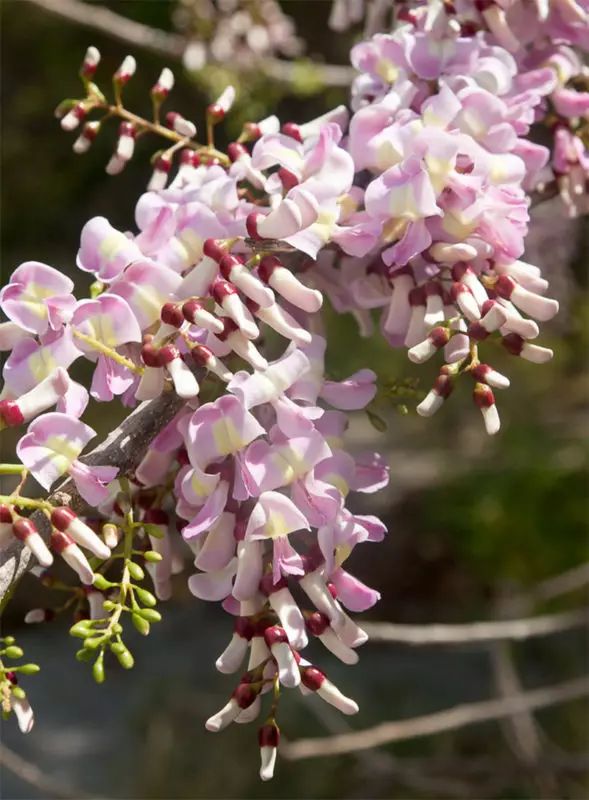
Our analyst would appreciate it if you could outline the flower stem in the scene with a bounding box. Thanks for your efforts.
[0,495,52,511]
[0,465,27,476]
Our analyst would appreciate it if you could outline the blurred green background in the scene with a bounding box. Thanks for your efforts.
[1,1,588,798]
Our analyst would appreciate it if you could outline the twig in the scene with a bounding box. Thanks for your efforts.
[521,562,589,605]
[282,676,589,760]
[23,0,355,87]
[362,608,588,645]
[0,744,97,800]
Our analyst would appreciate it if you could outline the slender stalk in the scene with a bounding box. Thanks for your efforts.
[72,330,143,374]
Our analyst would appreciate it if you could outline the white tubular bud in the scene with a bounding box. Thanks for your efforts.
[471,364,510,389]
[216,633,251,674]
[298,105,350,139]
[408,327,451,364]
[213,86,236,115]
[404,286,428,348]
[211,281,259,340]
[249,300,312,346]
[262,579,308,650]
[12,696,34,733]
[417,373,454,418]
[181,300,224,334]
[482,5,519,51]
[248,635,272,672]
[258,723,280,780]
[423,283,445,327]
[147,155,171,191]
[5,367,69,424]
[226,327,268,371]
[429,242,478,263]
[452,264,489,306]
[190,344,233,382]
[301,667,359,715]
[473,383,500,436]
[153,67,175,94]
[236,694,261,724]
[494,275,558,322]
[264,627,301,688]
[497,298,540,339]
[105,154,126,176]
[102,523,121,550]
[178,256,219,300]
[116,122,136,162]
[158,345,199,399]
[86,589,105,620]
[383,269,413,338]
[73,121,100,154]
[299,569,346,628]
[495,261,548,295]
[51,507,110,560]
[205,698,241,732]
[50,531,94,585]
[115,55,136,82]
[83,46,101,72]
[319,626,359,665]
[502,333,554,363]
[61,102,87,131]
[450,282,481,321]
[332,611,369,648]
[220,255,274,308]
[11,519,53,568]
[24,608,51,624]
[258,256,322,313]
[166,112,196,138]
[479,301,508,334]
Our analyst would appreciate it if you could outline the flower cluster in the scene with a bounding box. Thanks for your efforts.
[0,0,586,780]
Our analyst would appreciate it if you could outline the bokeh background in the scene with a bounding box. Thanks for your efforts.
[1,1,588,798]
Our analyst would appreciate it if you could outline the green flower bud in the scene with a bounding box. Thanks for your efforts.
[76,648,95,662]
[134,588,156,607]
[2,636,15,645]
[11,686,26,700]
[109,641,125,655]
[116,648,134,669]
[143,550,163,563]
[3,646,24,659]
[83,635,104,651]
[112,623,123,635]
[17,664,40,675]
[136,608,161,623]
[93,574,114,591]
[102,600,117,612]
[127,562,145,581]
[70,621,93,639]
[92,655,105,684]
[132,614,150,636]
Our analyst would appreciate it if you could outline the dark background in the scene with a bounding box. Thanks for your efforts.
[1,2,588,798]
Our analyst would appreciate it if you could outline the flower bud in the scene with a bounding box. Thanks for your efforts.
[165,111,196,139]
[301,666,359,714]
[257,256,322,313]
[210,279,259,339]
[408,326,452,364]
[80,46,101,79]
[50,530,94,585]
[113,55,136,85]
[12,519,53,568]
[73,121,100,154]
[501,333,553,363]
[473,382,500,435]
[207,86,236,123]
[417,373,455,417]
[61,102,88,132]
[158,345,200,399]
[258,721,280,781]
[148,154,172,191]
[264,626,300,687]
[51,507,111,559]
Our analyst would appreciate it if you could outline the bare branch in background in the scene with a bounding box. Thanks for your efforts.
[0,744,97,800]
[362,608,588,645]
[24,0,355,87]
[282,676,589,760]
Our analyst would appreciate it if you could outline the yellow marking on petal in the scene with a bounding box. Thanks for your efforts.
[46,435,83,464]
[212,419,246,456]
[178,229,204,263]
[442,212,478,240]
[99,232,132,262]
[382,217,408,243]
[264,512,289,539]
[325,435,345,451]
[338,193,358,217]
[425,154,452,194]
[375,59,398,83]
[334,542,352,569]
[190,471,214,498]
[19,299,48,320]
[307,209,338,245]
[323,473,349,498]
[28,350,57,383]
[27,282,59,301]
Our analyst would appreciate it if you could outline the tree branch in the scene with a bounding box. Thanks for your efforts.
[362,608,588,645]
[0,744,97,800]
[23,0,355,87]
[0,390,186,606]
[282,676,589,760]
